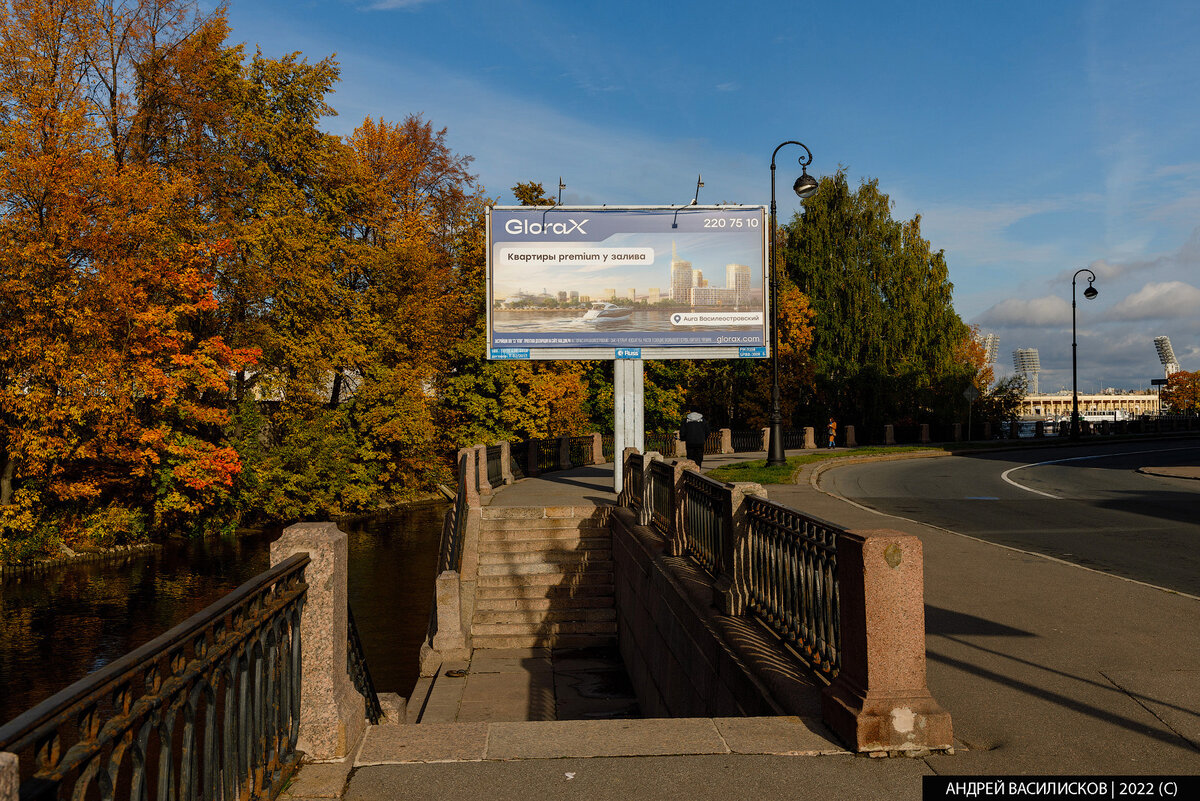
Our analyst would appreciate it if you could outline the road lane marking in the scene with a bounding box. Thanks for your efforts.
[1001,445,1200,499]
[813,464,1200,602]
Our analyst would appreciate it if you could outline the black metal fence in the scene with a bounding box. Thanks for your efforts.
[485,444,504,487]
[346,606,383,725]
[535,438,559,473]
[645,432,677,457]
[648,460,675,534]
[679,470,729,577]
[743,496,840,675]
[782,429,806,450]
[618,451,842,678]
[509,440,528,480]
[0,554,310,800]
[568,435,594,467]
[602,434,615,463]
[730,429,763,452]
[438,453,470,573]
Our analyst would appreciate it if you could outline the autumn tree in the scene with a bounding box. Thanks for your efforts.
[1160,370,1200,414]
[0,0,256,544]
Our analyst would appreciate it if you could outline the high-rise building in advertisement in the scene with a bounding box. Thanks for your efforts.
[726,264,751,306]
[670,241,693,302]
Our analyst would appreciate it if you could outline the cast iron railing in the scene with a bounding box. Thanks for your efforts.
[568,435,593,467]
[438,452,470,573]
[743,496,840,675]
[730,429,763,452]
[485,445,504,487]
[0,554,310,801]
[535,438,559,472]
[679,470,729,577]
[602,434,615,463]
[623,452,646,511]
[509,440,528,480]
[648,460,674,534]
[645,432,677,458]
[704,430,722,455]
[346,606,382,725]
[782,429,805,450]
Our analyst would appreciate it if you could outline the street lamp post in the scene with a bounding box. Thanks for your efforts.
[1070,268,1098,441]
[767,141,819,466]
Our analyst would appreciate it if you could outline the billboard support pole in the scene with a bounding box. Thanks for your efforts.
[613,358,645,493]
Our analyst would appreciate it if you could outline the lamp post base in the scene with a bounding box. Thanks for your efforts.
[767,421,786,465]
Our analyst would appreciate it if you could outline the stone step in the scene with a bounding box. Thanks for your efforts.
[472,608,617,626]
[473,596,613,612]
[477,548,612,566]
[475,582,615,600]
[476,571,614,589]
[480,505,612,523]
[470,633,617,651]
[472,620,617,637]
[480,519,607,537]
[477,559,613,577]
[478,536,611,554]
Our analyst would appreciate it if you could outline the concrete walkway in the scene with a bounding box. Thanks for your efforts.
[290,448,1200,800]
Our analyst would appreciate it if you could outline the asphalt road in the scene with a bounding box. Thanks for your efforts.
[820,437,1200,596]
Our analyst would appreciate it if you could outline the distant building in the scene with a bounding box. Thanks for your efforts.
[580,294,591,303]
[1019,393,1160,419]
[557,291,568,303]
[569,290,579,303]
[626,288,637,300]
[648,288,661,303]
[602,288,617,300]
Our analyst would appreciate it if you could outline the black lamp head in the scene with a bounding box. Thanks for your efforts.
[1083,284,1098,300]
[793,168,819,199]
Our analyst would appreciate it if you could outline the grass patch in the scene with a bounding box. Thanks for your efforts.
[706,446,942,485]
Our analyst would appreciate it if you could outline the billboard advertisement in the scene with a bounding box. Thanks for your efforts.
[486,205,769,360]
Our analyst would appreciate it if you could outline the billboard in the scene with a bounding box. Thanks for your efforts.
[486,205,770,360]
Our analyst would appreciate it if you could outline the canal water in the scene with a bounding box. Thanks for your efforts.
[0,503,444,727]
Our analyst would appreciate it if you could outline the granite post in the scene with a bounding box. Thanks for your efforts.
[270,522,366,761]
[884,424,895,446]
[821,529,953,753]
[845,425,857,448]
[558,436,571,470]
[591,432,604,464]
[1,752,17,801]
[919,424,930,444]
[761,427,771,451]
[803,427,816,449]
[719,428,733,454]
[953,422,962,442]
[499,441,514,484]
[714,482,766,615]
[475,444,492,497]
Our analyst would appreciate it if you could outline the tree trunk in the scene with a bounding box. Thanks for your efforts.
[1,450,16,506]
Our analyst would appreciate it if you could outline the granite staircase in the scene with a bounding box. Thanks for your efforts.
[472,506,616,649]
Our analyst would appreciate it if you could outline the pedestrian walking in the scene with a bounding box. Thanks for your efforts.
[827,417,837,449]
[681,410,711,467]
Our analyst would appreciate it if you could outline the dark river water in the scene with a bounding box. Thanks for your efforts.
[0,503,445,727]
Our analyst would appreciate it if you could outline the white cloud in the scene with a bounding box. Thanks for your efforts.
[1108,281,1200,321]
[975,296,1069,328]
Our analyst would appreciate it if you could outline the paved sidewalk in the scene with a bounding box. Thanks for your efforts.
[292,451,1200,800]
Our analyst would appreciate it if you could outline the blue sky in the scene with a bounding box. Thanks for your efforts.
[219,0,1200,392]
